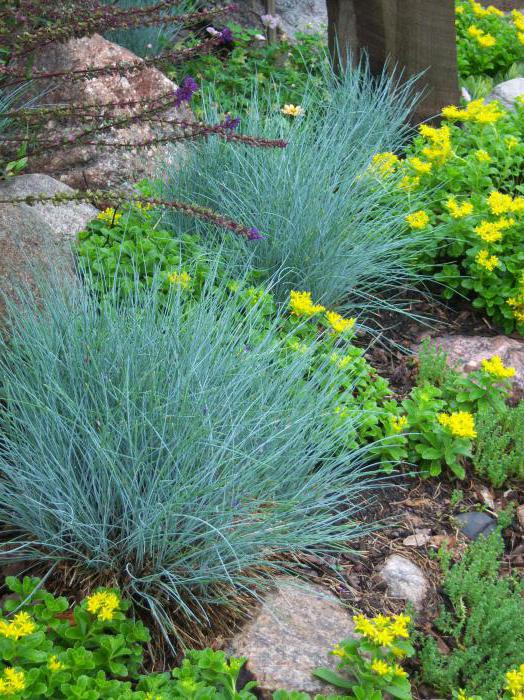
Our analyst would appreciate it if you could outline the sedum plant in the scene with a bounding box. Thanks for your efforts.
[0,576,257,698]
[455,1,524,79]
[0,275,384,639]
[473,401,524,487]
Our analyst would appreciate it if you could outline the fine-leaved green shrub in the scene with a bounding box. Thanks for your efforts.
[473,402,524,487]
[419,532,524,700]
[0,275,383,638]
[161,59,427,315]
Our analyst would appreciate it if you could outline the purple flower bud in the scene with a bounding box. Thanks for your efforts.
[219,27,233,45]
[220,114,240,131]
[247,227,264,241]
[174,76,199,108]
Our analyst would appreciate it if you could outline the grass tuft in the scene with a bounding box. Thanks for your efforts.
[0,272,383,640]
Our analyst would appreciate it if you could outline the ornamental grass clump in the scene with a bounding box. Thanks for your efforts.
[161,60,429,315]
[0,275,383,641]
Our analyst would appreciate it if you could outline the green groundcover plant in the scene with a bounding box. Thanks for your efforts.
[170,24,328,118]
[0,273,386,639]
[473,401,524,487]
[456,0,524,79]
[418,531,524,700]
[376,96,524,335]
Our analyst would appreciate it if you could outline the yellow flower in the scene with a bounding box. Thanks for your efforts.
[437,411,477,439]
[48,655,65,672]
[325,310,356,334]
[506,664,524,699]
[475,249,499,271]
[289,290,325,317]
[392,664,408,678]
[505,136,519,151]
[0,668,26,695]
[488,190,514,215]
[518,31,524,45]
[467,25,484,38]
[371,659,391,676]
[457,691,477,700]
[420,124,453,163]
[477,33,496,48]
[406,210,430,230]
[512,197,524,213]
[167,271,192,288]
[513,10,524,32]
[330,353,352,370]
[456,4,465,14]
[391,415,408,433]
[471,0,490,16]
[97,208,122,225]
[281,104,304,117]
[446,197,473,219]
[448,99,504,126]
[399,175,421,192]
[407,157,432,174]
[0,612,37,640]
[442,105,468,120]
[389,613,411,638]
[481,355,516,379]
[352,613,409,648]
[474,219,514,243]
[475,149,491,163]
[331,644,346,658]
[85,590,120,622]
[370,152,399,176]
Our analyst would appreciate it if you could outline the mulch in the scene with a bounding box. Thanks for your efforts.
[484,0,524,9]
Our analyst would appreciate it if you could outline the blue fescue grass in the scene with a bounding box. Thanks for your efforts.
[103,0,200,57]
[160,59,432,317]
[0,271,384,640]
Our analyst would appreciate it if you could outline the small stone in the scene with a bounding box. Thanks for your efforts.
[486,77,524,111]
[228,579,356,696]
[455,512,497,540]
[517,504,524,530]
[0,174,97,323]
[379,555,429,609]
[403,529,432,547]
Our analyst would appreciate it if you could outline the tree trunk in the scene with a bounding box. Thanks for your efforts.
[327,0,461,122]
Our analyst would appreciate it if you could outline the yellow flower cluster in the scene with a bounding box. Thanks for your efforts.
[419,124,453,163]
[325,310,356,334]
[406,210,430,230]
[352,613,410,648]
[48,655,66,672]
[97,208,122,225]
[437,411,477,439]
[0,612,37,641]
[474,217,514,243]
[167,271,192,288]
[0,668,26,695]
[391,415,408,433]
[481,354,516,379]
[468,0,504,17]
[370,658,407,678]
[289,292,356,333]
[407,157,432,175]
[289,290,325,316]
[513,9,524,33]
[508,282,524,323]
[370,152,399,177]
[456,691,477,700]
[442,99,504,125]
[475,149,491,163]
[487,190,524,216]
[467,24,497,47]
[281,104,304,117]
[476,249,499,271]
[446,197,474,219]
[85,590,120,622]
[506,663,524,700]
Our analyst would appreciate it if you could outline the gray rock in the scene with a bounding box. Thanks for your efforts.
[455,512,497,540]
[418,334,524,389]
[275,0,327,36]
[486,78,524,111]
[229,579,356,696]
[0,174,97,321]
[21,34,192,190]
[379,555,429,610]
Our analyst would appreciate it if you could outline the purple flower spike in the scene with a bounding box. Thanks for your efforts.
[247,227,264,241]
[221,114,241,131]
[219,27,234,45]
[174,76,199,107]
